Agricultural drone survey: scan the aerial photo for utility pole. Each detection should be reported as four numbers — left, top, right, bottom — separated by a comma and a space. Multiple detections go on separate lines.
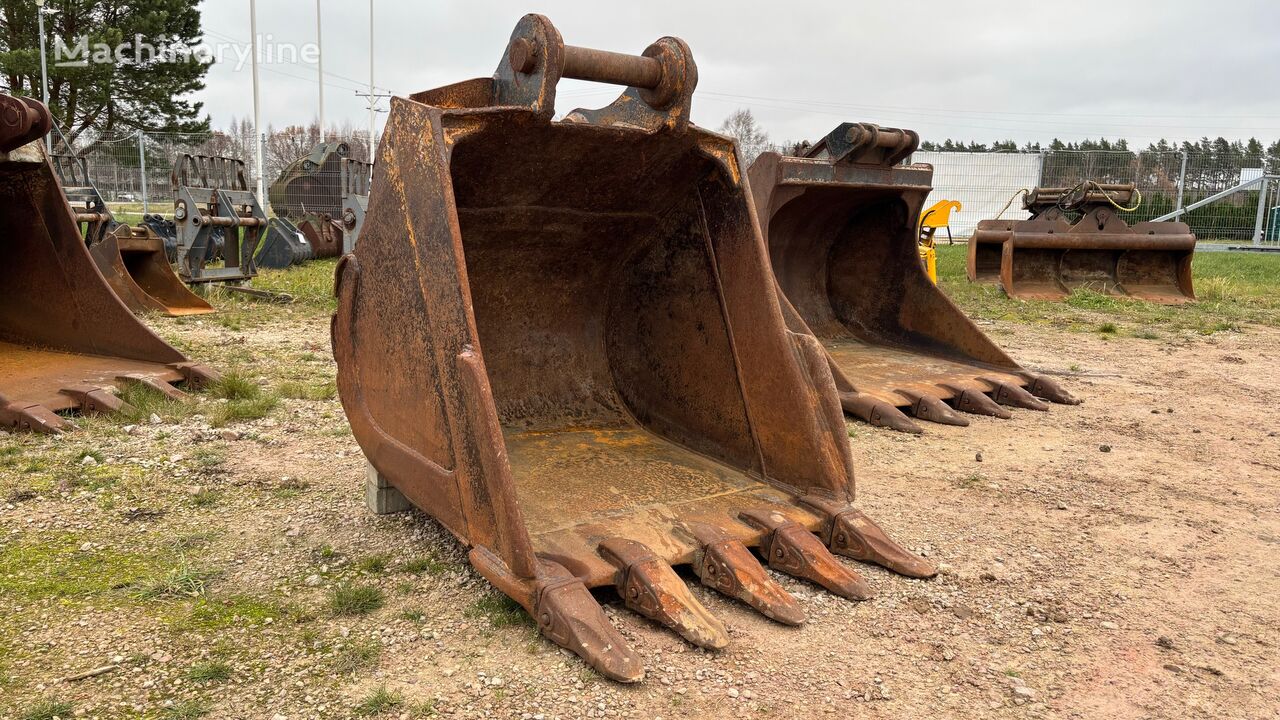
316, 0, 325, 139
249, 0, 265, 203
368, 0, 375, 149
35, 0, 52, 152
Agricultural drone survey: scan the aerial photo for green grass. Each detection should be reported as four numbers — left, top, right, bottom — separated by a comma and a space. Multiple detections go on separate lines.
464, 591, 532, 629
208, 395, 279, 427
0, 533, 155, 602
168, 594, 286, 631
356, 554, 392, 574
354, 685, 403, 717
132, 562, 218, 599
114, 381, 199, 424
278, 380, 337, 401
207, 371, 261, 401
186, 660, 232, 683
20, 699, 74, 720
935, 245, 1280, 338
333, 638, 381, 674
330, 584, 385, 616
401, 554, 448, 576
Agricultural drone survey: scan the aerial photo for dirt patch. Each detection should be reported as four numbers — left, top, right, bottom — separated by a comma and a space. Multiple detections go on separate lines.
2, 298, 1278, 719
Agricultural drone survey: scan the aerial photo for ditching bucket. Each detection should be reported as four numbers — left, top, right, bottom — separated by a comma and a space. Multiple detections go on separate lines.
749, 123, 1078, 434
88, 225, 215, 316
0, 95, 217, 433
256, 217, 315, 269
968, 184, 1196, 303
333, 15, 933, 682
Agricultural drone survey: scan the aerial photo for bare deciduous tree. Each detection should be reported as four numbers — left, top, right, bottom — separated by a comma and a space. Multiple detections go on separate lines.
717, 108, 770, 164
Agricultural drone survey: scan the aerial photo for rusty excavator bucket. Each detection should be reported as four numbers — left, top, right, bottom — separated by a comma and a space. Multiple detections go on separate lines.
749, 124, 1078, 434
333, 15, 934, 682
88, 225, 216, 316
0, 95, 217, 433
47, 149, 214, 317
968, 183, 1196, 303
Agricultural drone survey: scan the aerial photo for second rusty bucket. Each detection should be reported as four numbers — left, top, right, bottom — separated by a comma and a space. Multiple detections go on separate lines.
334, 15, 934, 682
749, 124, 1078, 433
968, 183, 1196, 303
0, 95, 217, 433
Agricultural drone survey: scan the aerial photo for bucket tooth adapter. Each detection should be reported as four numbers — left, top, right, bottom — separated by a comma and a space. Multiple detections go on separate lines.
968, 183, 1196, 303
333, 15, 935, 682
266, 142, 372, 261
171, 153, 265, 284
748, 123, 1078, 433
48, 148, 213, 316
0, 95, 218, 433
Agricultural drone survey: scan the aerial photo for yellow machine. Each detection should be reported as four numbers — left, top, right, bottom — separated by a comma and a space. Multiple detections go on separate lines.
917, 199, 961, 284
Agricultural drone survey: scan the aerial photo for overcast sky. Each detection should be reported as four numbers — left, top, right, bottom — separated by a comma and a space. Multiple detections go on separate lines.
198, 0, 1280, 148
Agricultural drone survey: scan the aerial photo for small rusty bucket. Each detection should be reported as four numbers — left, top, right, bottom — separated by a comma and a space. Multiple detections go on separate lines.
969, 184, 1196, 303
750, 124, 1078, 433
333, 15, 933, 682
0, 95, 217, 433
88, 224, 215, 317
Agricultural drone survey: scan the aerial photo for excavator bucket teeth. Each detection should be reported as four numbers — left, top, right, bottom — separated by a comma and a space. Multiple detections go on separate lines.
686, 523, 805, 626
599, 538, 729, 650
739, 509, 873, 601
801, 495, 936, 578
333, 16, 935, 680
749, 122, 1078, 432
58, 385, 135, 416
969, 184, 1196, 303
942, 384, 1012, 418
88, 225, 215, 317
0, 96, 211, 433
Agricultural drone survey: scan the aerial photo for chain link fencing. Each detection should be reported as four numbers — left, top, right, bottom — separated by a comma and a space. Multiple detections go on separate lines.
52, 131, 1280, 249
760, 144, 1279, 247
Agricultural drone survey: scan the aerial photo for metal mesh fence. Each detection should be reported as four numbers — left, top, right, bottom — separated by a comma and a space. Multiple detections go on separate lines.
50, 127, 376, 221
53, 131, 1278, 248
762, 143, 1278, 246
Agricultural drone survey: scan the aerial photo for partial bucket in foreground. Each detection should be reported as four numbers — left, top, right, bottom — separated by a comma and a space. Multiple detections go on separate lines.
333, 15, 934, 682
968, 184, 1196, 303
749, 123, 1078, 433
0, 95, 217, 433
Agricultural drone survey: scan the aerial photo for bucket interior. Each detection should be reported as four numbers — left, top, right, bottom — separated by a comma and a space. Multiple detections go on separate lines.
767, 185, 1023, 405
449, 122, 764, 538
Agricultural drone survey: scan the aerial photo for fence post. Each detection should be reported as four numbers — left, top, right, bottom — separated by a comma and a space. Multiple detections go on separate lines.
137, 130, 148, 215
1174, 149, 1188, 219
1253, 177, 1269, 246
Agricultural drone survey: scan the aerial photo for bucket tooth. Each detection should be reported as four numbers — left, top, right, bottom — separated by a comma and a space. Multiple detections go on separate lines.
900, 390, 969, 426
167, 362, 220, 390
739, 509, 873, 601
471, 548, 644, 683
1022, 374, 1080, 405
59, 385, 135, 416
799, 495, 936, 578
0, 399, 68, 434
983, 379, 1050, 411
941, 385, 1012, 419
115, 374, 186, 402
839, 391, 922, 433
687, 523, 805, 626
598, 538, 729, 650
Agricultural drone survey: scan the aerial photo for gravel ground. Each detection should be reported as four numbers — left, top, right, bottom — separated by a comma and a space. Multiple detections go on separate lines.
2, 294, 1277, 720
